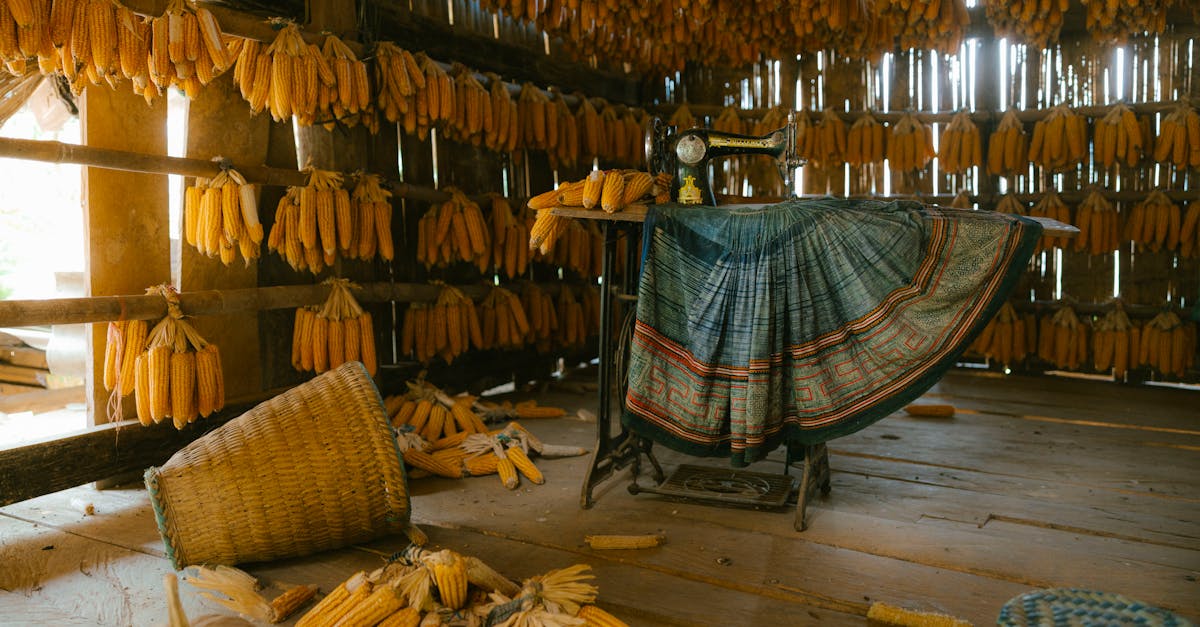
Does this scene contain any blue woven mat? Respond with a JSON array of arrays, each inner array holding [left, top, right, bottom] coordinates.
[[997, 588, 1193, 626]]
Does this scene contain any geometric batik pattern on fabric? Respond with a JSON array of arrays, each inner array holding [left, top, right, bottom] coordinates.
[[622, 198, 1042, 467]]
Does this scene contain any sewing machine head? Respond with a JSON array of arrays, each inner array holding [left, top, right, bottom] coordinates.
[[645, 111, 805, 206]]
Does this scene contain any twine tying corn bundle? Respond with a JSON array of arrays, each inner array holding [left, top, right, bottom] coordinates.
[[1124, 191, 1182, 253], [267, 167, 351, 273], [1029, 105, 1087, 173], [291, 278, 376, 376], [1137, 310, 1196, 378], [1037, 305, 1090, 371], [184, 167, 262, 265], [1152, 101, 1200, 170], [1073, 191, 1121, 256], [108, 284, 225, 429], [1092, 305, 1135, 379], [938, 111, 983, 175], [986, 110, 1029, 177], [1028, 191, 1072, 253], [416, 187, 491, 271], [1094, 103, 1145, 170], [399, 284, 482, 365], [967, 302, 1029, 369], [846, 112, 886, 167]]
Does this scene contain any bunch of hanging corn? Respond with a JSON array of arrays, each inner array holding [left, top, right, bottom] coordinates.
[[291, 278, 376, 376], [1037, 305, 1089, 371], [1073, 191, 1121, 256], [1028, 191, 1072, 254], [1081, 0, 1172, 44], [114, 285, 224, 429], [266, 167, 350, 273], [985, 0, 1069, 48], [416, 188, 491, 271], [969, 301, 1029, 369], [992, 192, 1027, 217], [476, 286, 531, 351], [1029, 105, 1087, 172], [517, 282, 559, 352], [1137, 310, 1195, 379], [438, 64, 491, 147], [554, 286, 590, 352], [184, 168, 262, 265], [1180, 202, 1200, 259], [846, 112, 886, 167], [349, 172, 395, 262], [986, 109, 1029, 177], [490, 194, 532, 279], [1091, 305, 1135, 380], [536, 218, 603, 279], [1094, 103, 1144, 170], [886, 112, 934, 172], [546, 89, 582, 168], [1152, 101, 1200, 170], [879, 0, 969, 55], [805, 108, 848, 169], [950, 191, 974, 209], [399, 284, 482, 365], [1124, 191, 1181, 253], [938, 110, 983, 174]]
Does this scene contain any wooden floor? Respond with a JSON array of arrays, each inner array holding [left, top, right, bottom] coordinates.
[[1, 370, 1198, 625]]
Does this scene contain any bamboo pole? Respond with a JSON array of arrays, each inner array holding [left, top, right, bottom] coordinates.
[[0, 282, 505, 328], [0, 136, 490, 204]]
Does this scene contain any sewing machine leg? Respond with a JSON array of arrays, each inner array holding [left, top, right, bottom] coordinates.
[[793, 443, 832, 531]]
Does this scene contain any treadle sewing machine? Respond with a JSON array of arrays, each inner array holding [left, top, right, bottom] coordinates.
[[573, 114, 831, 531]]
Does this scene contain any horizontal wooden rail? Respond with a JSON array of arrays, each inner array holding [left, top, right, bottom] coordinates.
[[0, 282, 506, 328], [0, 137, 487, 204]]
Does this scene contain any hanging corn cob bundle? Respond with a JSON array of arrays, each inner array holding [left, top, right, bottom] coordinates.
[[291, 278, 376, 376], [1091, 305, 1135, 380], [575, 94, 604, 160], [517, 282, 558, 352], [886, 112, 934, 172], [228, 23, 321, 123], [1124, 191, 1181, 253], [992, 192, 1027, 217], [1028, 191, 1072, 254], [0, 0, 51, 76], [555, 286, 589, 353], [846, 112, 886, 167], [987, 110, 1029, 177], [1094, 103, 1144, 170], [441, 63, 490, 147], [879, 0, 970, 55], [415, 53, 455, 137], [1080, 0, 1174, 44], [415, 188, 491, 270], [1029, 105, 1087, 173], [266, 167, 346, 273], [183, 167, 262, 265], [668, 101, 697, 131], [1137, 310, 1195, 379], [541, 218, 601, 279], [349, 172, 394, 261], [477, 286, 530, 351], [938, 111, 983, 175], [374, 41, 423, 131], [1073, 191, 1121, 256], [1181, 202, 1200, 260], [1036, 304, 1089, 371], [487, 72, 522, 154], [950, 191, 973, 209], [597, 102, 644, 167], [712, 105, 747, 135], [547, 89, 580, 168], [318, 34, 375, 131], [1152, 101, 1200, 170], [749, 106, 803, 196], [127, 285, 224, 429], [984, 0, 1069, 48], [399, 284, 481, 365], [517, 80, 552, 152], [806, 108, 847, 170], [978, 302, 1027, 368], [489, 194, 531, 279]]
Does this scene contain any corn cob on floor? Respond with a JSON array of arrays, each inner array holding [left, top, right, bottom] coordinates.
[[1, 370, 1197, 625]]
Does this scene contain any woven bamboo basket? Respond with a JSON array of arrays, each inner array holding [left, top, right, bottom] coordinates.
[[145, 361, 409, 569]]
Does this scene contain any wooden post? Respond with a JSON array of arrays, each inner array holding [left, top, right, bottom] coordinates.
[[80, 87, 169, 428], [178, 71, 269, 403]]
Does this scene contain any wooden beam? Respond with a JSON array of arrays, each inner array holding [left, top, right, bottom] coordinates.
[[0, 386, 84, 414], [0, 393, 272, 507], [0, 346, 47, 370], [0, 363, 46, 387]]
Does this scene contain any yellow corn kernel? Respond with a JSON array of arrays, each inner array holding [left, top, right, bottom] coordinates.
[[169, 350, 197, 428]]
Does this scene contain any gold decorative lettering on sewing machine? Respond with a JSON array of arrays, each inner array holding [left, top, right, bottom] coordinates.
[[646, 112, 805, 207], [678, 175, 703, 205]]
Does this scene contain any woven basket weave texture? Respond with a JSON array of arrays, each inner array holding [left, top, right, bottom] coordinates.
[[145, 361, 408, 569]]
